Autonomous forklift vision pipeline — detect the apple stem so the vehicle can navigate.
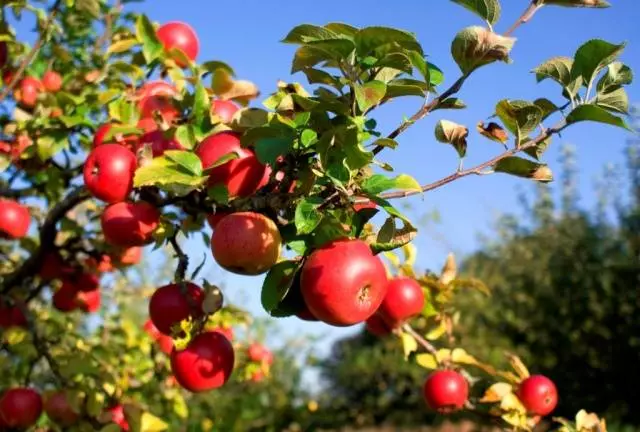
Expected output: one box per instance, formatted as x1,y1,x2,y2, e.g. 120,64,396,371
169,228,189,282
402,323,439,357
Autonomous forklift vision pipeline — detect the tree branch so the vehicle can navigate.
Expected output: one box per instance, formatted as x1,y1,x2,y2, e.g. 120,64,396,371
169,229,189,282
373,75,468,155
0,187,90,294
504,1,544,37
379,121,567,200
0,0,64,103
402,323,439,356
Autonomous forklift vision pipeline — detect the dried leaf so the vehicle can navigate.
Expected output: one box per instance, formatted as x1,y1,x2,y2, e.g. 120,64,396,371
479,383,513,403
477,121,508,146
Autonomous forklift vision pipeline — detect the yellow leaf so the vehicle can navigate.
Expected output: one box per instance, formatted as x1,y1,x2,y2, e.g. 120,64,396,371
382,251,401,268
402,243,417,267
576,409,607,432
140,412,168,432
497,370,522,384
172,393,188,419
107,38,139,54
425,320,447,340
479,383,513,403
400,332,417,359
439,253,457,285
415,353,438,369
3,327,28,345
212,68,259,103
436,349,452,363
500,393,527,414
102,383,116,396
86,392,104,417
501,410,530,430
451,348,497,375
506,353,530,380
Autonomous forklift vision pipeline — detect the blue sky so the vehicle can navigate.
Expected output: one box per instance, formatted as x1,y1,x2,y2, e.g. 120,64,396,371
8,1,640,383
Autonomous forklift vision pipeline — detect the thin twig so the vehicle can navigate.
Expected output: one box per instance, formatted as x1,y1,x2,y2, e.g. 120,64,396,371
169,229,189,282
504,1,543,37
0,0,64,103
379,121,567,200
402,323,438,356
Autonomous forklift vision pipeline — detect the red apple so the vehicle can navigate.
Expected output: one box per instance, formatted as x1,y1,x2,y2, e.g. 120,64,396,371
0,301,27,329
211,100,239,123
137,117,158,133
137,81,179,124
42,71,62,92
156,22,199,67
143,319,161,340
52,282,78,312
157,334,174,355
66,272,100,292
137,130,183,157
76,289,100,313
106,404,129,431
170,331,235,392
148,282,205,336
516,375,558,416
196,131,270,198
85,254,114,273
0,388,43,429
211,212,282,275
0,199,30,239
213,326,234,342
300,239,387,326
377,277,425,326
0,135,31,163
92,123,139,150
16,76,42,108
423,370,468,413
44,391,79,426
365,313,393,337
250,370,265,383
83,144,137,203
40,253,73,281
353,197,377,212
247,343,268,363
115,246,142,266
101,201,160,247
2,69,15,86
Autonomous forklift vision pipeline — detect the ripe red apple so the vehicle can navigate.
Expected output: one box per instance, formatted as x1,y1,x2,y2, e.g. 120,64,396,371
66,272,100,292
83,144,137,203
42,71,62,92
250,370,265,383
157,334,174,355
137,80,179,123
0,135,31,163
0,199,31,239
16,76,42,108
211,100,239,123
137,130,183,157
377,277,425,327
247,343,268,363
101,201,160,247
353,197,377,212
92,123,140,150
211,212,282,275
365,314,393,337
300,239,387,326
422,370,468,413
106,404,129,431
196,131,270,198
149,282,205,336
213,326,234,342
85,254,114,273
0,301,27,328
52,282,78,312
115,246,142,266
143,319,161,340
44,391,79,426
2,69,15,86
76,289,100,313
0,388,43,429
156,22,199,67
171,331,235,392
516,375,558,416
206,211,230,230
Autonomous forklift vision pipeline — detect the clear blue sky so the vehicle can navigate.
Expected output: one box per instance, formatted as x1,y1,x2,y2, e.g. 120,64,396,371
9,1,640,379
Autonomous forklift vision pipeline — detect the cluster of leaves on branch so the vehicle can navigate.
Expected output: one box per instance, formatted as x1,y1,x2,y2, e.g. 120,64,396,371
0,0,634,430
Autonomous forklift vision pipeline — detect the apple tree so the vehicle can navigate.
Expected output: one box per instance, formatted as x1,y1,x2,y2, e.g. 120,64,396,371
0,0,634,430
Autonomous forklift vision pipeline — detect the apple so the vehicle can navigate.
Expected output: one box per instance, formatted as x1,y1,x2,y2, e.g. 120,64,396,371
0,199,31,239
247,343,268,363
39,252,67,280
516,375,558,416
157,334,174,355
137,117,158,133
76,289,100,313
353,197,377,212
213,326,234,342
377,277,425,327
85,254,114,273
92,123,139,149
106,404,129,431
0,388,43,429
300,239,387,326
0,301,27,329
211,212,282,275
16,76,42,108
206,211,230,230
149,282,205,335
171,331,235,392
42,70,62,92
52,282,79,312
66,272,100,292
101,201,160,247
196,131,270,198
137,130,183,157
83,144,137,203
250,370,265,383
211,100,239,123
156,22,199,67
143,319,161,340
137,80,179,124
0,135,31,163
115,246,142,266
422,370,468,413
2,69,15,86
364,313,393,337
44,391,79,427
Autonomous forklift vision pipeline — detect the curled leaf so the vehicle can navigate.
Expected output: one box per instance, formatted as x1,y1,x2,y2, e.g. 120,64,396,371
451,26,515,74
494,156,553,183
438,253,457,285
477,121,508,146
435,120,468,158
212,68,259,104
479,382,514,403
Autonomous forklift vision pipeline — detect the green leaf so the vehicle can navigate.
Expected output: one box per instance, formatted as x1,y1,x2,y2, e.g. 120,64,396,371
494,157,553,182
533,56,574,87
324,22,359,39
384,79,426,99
451,26,515,74
302,68,343,89
369,218,417,254
595,87,629,114
255,137,293,165
208,152,240,170
134,156,207,194
407,50,429,82
282,24,342,44
106,37,139,54
207,184,229,204
495,99,544,143
523,135,552,160
193,82,209,124
533,98,560,121
174,125,197,150
451,0,502,26
428,63,445,86
0,154,9,173
291,40,356,73
372,138,398,150
571,39,625,88
300,129,318,148
201,60,235,76
261,260,301,312
163,150,203,176
566,104,632,131
354,80,386,112
596,62,633,93
135,15,163,64
295,197,324,234
362,174,422,195
434,98,467,110
354,27,423,56
36,133,68,161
